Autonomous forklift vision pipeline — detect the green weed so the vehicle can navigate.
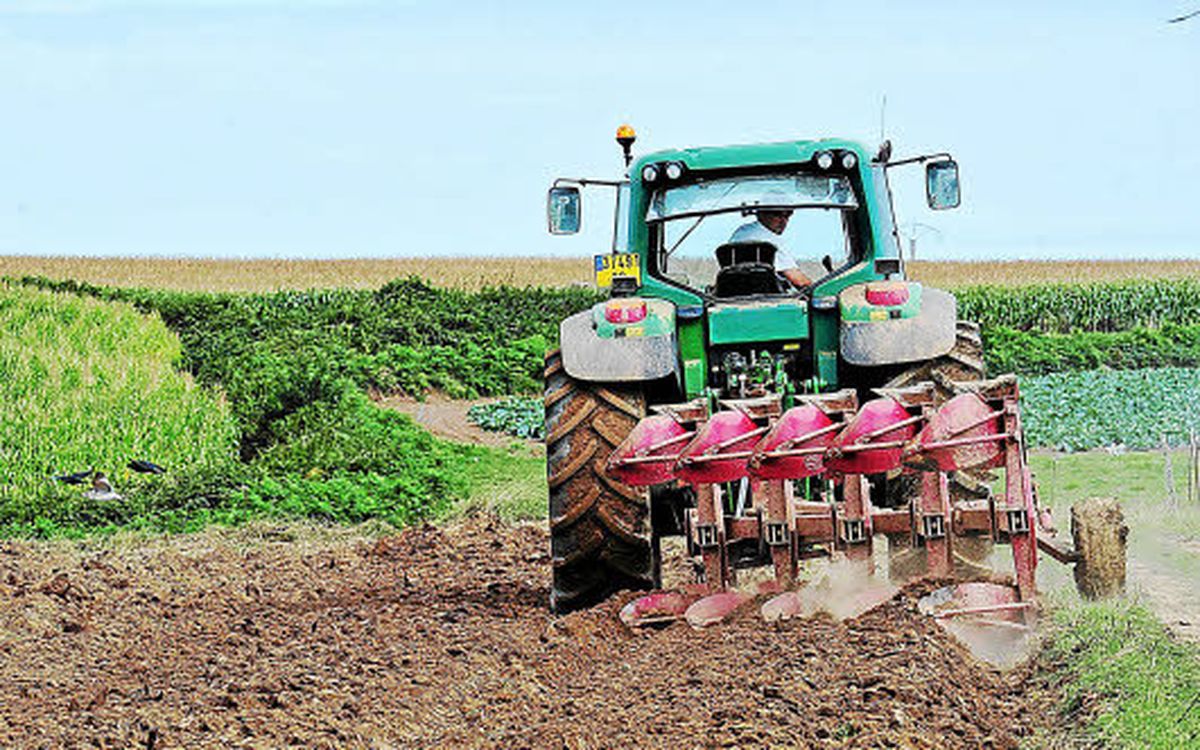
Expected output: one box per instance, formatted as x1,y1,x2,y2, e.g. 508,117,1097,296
0,282,517,538
449,442,547,522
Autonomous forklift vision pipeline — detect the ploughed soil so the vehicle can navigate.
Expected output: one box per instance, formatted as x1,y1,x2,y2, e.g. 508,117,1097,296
0,518,1055,749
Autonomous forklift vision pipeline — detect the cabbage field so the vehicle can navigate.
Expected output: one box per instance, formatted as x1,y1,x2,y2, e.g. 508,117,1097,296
1022,368,1200,451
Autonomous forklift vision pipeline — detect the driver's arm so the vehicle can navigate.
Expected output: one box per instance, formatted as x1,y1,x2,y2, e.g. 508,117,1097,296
781,267,813,288
774,248,812,288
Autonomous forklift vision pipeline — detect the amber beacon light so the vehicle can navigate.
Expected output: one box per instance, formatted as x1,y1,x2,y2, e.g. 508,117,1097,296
616,123,636,166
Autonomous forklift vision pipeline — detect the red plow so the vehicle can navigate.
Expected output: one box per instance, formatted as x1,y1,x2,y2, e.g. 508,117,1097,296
607,376,1095,630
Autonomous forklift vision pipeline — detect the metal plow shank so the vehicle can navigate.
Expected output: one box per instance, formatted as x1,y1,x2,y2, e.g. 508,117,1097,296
612,376,1064,628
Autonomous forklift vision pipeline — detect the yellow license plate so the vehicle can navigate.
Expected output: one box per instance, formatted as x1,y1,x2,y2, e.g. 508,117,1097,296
594,253,641,288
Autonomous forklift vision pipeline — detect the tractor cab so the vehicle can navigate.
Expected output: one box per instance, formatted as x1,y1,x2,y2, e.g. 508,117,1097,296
548,128,963,399
643,169,861,301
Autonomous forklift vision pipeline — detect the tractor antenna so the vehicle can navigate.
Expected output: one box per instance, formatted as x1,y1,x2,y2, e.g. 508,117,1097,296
879,94,887,142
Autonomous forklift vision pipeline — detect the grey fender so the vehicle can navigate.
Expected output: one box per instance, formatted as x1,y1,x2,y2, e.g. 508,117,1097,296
840,288,957,366
560,311,678,382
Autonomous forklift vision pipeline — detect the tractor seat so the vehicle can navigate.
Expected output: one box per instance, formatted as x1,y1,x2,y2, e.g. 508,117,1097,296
715,241,777,269
714,264,792,297
712,241,792,298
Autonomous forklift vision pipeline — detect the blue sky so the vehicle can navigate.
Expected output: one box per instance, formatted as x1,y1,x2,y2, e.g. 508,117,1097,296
0,1,1197,259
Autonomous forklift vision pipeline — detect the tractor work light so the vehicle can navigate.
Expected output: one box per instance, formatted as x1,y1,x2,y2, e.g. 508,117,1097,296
814,151,834,170
641,164,660,183
841,152,858,169
665,161,685,180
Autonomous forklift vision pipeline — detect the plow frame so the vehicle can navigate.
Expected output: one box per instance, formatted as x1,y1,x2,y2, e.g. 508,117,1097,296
612,376,1054,604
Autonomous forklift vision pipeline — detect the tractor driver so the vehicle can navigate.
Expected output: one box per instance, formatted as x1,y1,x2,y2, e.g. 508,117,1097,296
728,209,814,288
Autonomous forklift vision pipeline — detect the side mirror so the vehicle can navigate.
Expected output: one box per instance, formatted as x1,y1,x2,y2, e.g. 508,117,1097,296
925,160,960,210
547,186,582,234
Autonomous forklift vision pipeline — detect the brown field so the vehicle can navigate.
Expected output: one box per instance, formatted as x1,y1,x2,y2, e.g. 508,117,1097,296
0,517,1053,748
1,255,1197,292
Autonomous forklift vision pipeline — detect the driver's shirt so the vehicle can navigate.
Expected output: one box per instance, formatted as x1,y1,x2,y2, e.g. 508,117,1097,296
728,221,799,267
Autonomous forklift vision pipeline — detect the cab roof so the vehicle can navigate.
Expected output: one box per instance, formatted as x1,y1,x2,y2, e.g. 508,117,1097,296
633,138,871,174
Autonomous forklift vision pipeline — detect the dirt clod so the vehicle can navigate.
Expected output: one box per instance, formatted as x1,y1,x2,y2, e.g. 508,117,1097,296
1071,496,1128,599
0,519,1053,748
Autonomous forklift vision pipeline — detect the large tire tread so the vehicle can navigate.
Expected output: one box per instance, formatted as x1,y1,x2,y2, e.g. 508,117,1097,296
884,321,992,505
545,349,657,613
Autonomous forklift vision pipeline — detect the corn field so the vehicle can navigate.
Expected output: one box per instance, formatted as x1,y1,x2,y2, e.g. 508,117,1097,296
4,255,1199,293
957,279,1200,333
0,255,595,292
0,283,238,531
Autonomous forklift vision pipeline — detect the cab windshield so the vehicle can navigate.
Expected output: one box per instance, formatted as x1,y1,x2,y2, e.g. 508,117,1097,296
653,208,855,297
647,174,857,222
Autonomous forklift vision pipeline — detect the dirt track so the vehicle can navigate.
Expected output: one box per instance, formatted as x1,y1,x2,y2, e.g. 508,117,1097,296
0,518,1052,749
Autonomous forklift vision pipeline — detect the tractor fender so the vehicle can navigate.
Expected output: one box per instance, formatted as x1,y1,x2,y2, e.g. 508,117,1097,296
840,286,957,366
560,302,678,382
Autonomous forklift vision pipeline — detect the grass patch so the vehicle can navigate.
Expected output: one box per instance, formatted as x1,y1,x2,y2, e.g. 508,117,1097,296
1030,450,1200,544
450,443,546,523
1044,598,1200,749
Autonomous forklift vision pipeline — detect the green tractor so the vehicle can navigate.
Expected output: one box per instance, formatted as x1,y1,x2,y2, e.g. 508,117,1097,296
544,126,1119,619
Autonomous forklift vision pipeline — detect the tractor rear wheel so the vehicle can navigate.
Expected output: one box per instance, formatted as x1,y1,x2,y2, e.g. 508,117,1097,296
885,320,990,501
882,321,992,579
884,320,987,398
544,349,658,614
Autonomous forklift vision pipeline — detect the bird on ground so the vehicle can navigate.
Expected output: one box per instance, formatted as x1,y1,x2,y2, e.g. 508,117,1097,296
83,472,123,502
52,469,94,485
128,459,166,475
